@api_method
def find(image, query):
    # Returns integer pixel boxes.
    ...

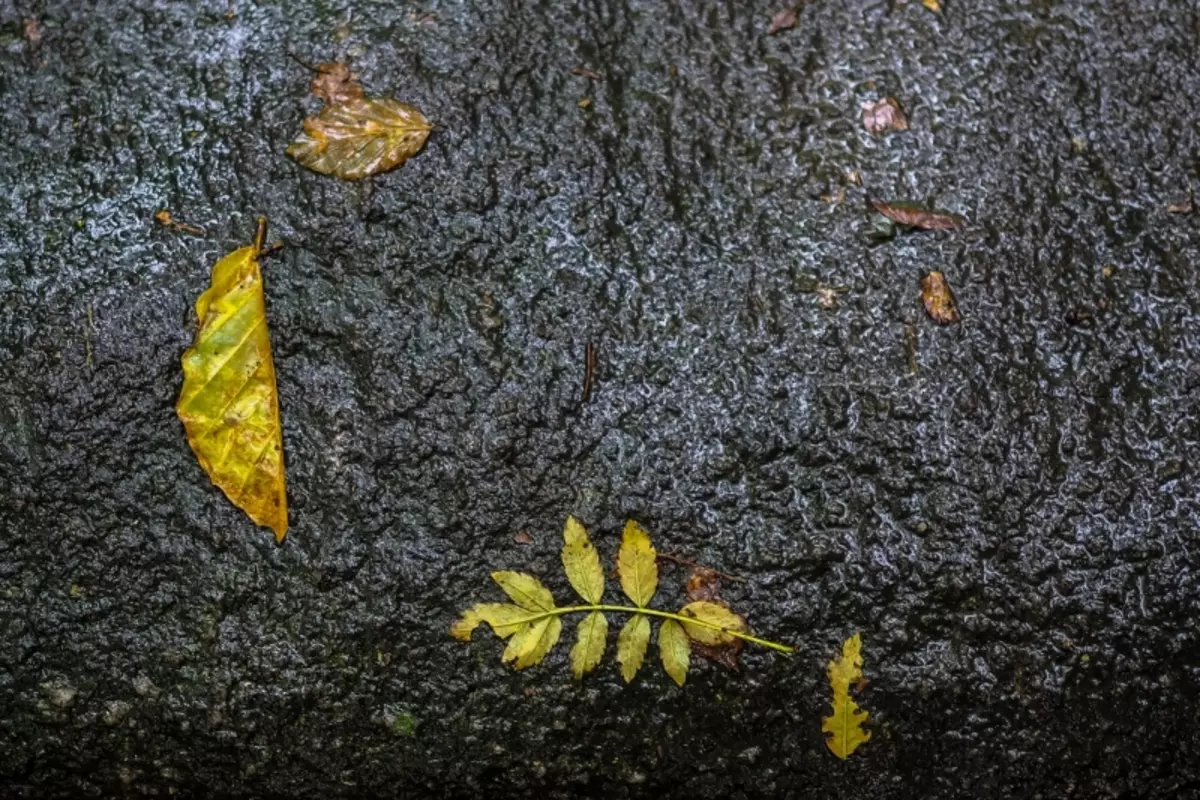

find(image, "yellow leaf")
[569,611,608,678]
[822,633,871,759]
[617,613,650,683]
[449,608,481,641]
[678,600,747,646]
[502,617,562,670]
[491,571,556,612]
[451,603,538,642]
[562,516,605,604]
[617,520,657,607]
[177,218,287,542]
[658,619,690,687]
[288,98,432,181]
[922,0,941,10]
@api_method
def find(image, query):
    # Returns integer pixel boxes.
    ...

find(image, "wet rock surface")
[2,1,1199,797]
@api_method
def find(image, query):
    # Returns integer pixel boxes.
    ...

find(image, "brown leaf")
[692,639,742,672]
[513,531,534,546]
[288,98,432,180]
[23,18,43,44]
[571,67,603,81]
[767,7,798,35]
[870,199,965,230]
[155,209,206,236]
[920,271,962,325]
[1167,185,1195,214]
[310,62,365,105]
[686,566,722,603]
[861,98,909,135]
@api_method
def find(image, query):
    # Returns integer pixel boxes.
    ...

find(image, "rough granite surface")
[1,0,1199,797]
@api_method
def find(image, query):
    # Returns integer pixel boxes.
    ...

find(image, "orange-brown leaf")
[920,270,962,324]
[177,220,287,542]
[870,199,965,230]
[310,62,365,105]
[861,97,909,135]
[288,98,432,181]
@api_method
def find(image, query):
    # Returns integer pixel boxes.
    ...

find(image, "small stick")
[581,340,597,404]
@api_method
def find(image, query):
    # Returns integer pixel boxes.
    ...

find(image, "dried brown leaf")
[23,18,43,44]
[920,271,962,325]
[310,61,365,105]
[571,67,603,81]
[1167,185,1195,214]
[861,97,909,135]
[686,566,722,603]
[513,531,534,546]
[767,7,798,35]
[870,199,965,230]
[288,98,432,180]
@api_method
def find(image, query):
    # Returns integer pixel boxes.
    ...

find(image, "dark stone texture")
[2,0,1199,797]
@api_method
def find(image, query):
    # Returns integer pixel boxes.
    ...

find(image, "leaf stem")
[521,604,794,654]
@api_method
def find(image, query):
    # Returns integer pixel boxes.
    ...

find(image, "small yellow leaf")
[562,516,604,604]
[502,617,562,670]
[491,571,556,612]
[177,218,287,542]
[922,0,941,11]
[287,98,432,181]
[823,633,871,759]
[658,619,690,687]
[617,520,658,608]
[617,613,651,683]
[450,608,481,641]
[679,600,747,646]
[569,611,608,678]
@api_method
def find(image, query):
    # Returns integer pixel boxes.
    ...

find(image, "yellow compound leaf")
[288,97,432,181]
[678,600,747,646]
[823,633,871,759]
[617,613,651,683]
[451,603,538,641]
[617,520,657,608]
[177,218,287,542]
[502,617,562,670]
[491,571,556,612]
[569,610,608,679]
[562,516,604,604]
[658,619,690,687]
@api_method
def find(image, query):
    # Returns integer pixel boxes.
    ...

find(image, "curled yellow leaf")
[617,613,651,683]
[562,516,604,604]
[177,218,287,542]
[491,571,556,612]
[569,610,608,679]
[658,619,690,687]
[678,600,747,646]
[823,633,871,759]
[617,520,657,608]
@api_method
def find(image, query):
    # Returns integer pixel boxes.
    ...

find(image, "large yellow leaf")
[177,218,287,542]
[562,516,604,604]
[617,613,650,683]
[502,617,562,670]
[569,611,608,679]
[823,633,871,759]
[450,603,538,641]
[617,520,657,608]
[288,97,432,181]
[491,571,556,612]
[658,619,690,687]
[678,600,747,646]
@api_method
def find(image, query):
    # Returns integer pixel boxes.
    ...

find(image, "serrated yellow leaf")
[502,617,562,670]
[617,613,651,683]
[491,571,556,612]
[562,516,604,604]
[658,619,690,686]
[177,219,287,542]
[569,611,608,678]
[678,600,747,646]
[617,520,657,608]
[823,633,871,759]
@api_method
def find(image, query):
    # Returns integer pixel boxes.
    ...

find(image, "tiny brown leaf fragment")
[23,18,43,44]
[920,271,962,325]
[513,531,534,546]
[861,97,909,135]
[767,7,798,34]
[309,61,365,105]
[692,639,743,672]
[571,67,603,81]
[870,199,965,231]
[1167,185,1195,214]
[686,566,722,603]
[155,210,206,236]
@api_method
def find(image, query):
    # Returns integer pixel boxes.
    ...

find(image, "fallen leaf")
[503,616,562,670]
[658,619,690,686]
[491,571,557,612]
[679,600,747,646]
[692,639,743,672]
[1167,185,1195,214]
[177,218,288,542]
[767,7,798,34]
[922,0,941,11]
[288,97,432,180]
[155,209,206,236]
[513,531,534,545]
[451,603,538,641]
[822,633,871,759]
[23,18,43,44]
[870,199,965,230]
[920,271,962,324]
[617,520,658,608]
[686,566,722,603]
[815,284,848,310]
[569,610,608,678]
[562,516,605,604]
[309,61,365,105]
[861,97,909,135]
[617,613,651,682]
[571,67,603,81]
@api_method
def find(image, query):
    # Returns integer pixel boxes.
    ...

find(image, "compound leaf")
[562,516,604,604]
[679,600,747,646]
[491,571,556,612]
[658,619,690,686]
[569,610,608,678]
[177,219,287,542]
[617,520,658,607]
[822,633,871,759]
[503,617,562,670]
[617,613,651,683]
[451,603,537,641]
